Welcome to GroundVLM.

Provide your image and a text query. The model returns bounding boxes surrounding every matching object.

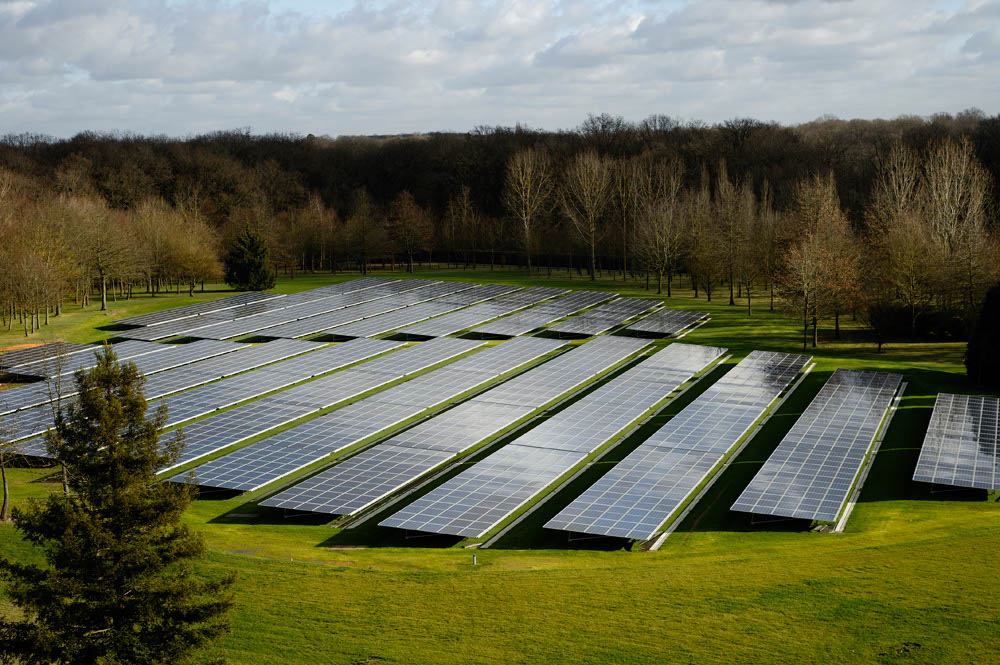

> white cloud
[0,0,995,137]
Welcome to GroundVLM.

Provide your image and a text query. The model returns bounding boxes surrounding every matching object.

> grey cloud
[0,0,996,137]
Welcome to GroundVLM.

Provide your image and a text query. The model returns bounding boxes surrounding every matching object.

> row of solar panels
[110,277,688,344]
[137,332,896,540]
[6,329,918,541]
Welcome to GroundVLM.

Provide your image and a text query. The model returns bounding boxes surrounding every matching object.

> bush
[965,282,1000,387]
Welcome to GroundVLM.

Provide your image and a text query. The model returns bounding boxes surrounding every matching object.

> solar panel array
[159,337,483,472]
[470,290,617,337]
[378,343,726,537]
[625,309,708,337]
[157,338,397,428]
[547,298,659,336]
[117,278,403,340]
[262,337,649,518]
[5,339,330,454]
[174,337,564,491]
[398,287,569,338]
[433,284,521,306]
[0,342,93,374]
[252,280,472,339]
[913,393,1000,490]
[182,279,432,340]
[544,350,811,541]
[731,370,902,522]
[0,339,244,416]
[115,291,286,327]
[328,302,463,338]
[10,340,172,379]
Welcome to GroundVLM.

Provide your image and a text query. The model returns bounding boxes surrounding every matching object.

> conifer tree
[224,224,276,291]
[0,347,234,665]
[965,282,1000,387]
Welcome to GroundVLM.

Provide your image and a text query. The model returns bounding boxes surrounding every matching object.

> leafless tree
[503,148,554,272]
[385,190,433,273]
[560,150,613,280]
[632,157,685,294]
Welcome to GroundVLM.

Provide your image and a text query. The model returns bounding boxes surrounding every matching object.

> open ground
[2,268,997,665]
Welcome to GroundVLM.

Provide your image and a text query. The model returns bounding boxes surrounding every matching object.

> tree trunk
[747,289,752,317]
[835,311,840,339]
[729,278,735,306]
[1,463,9,522]
[589,239,596,281]
[802,296,809,352]
[100,275,108,311]
[656,272,662,295]
[812,315,818,348]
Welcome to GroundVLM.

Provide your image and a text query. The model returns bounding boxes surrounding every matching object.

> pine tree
[965,282,1000,387]
[0,347,234,665]
[224,224,276,291]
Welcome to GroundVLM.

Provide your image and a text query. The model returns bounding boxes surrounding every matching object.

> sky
[0,0,997,138]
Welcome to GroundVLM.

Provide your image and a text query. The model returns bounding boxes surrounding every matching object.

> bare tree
[503,148,554,272]
[345,188,383,275]
[560,150,613,281]
[632,157,685,295]
[446,186,480,269]
[385,190,433,274]
[612,157,641,279]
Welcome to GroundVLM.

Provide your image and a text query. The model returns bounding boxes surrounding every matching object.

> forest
[0,110,998,348]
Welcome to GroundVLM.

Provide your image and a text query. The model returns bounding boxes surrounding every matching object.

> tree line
[0,110,998,346]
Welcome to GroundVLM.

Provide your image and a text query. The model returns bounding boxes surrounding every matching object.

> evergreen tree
[223,224,276,291]
[0,347,234,665]
[965,281,1000,387]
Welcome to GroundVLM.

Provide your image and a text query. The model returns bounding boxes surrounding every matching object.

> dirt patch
[0,343,44,353]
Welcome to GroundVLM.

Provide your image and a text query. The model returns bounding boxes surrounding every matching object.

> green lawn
[2,267,998,664]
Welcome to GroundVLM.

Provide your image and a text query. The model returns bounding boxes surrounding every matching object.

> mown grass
[2,267,998,664]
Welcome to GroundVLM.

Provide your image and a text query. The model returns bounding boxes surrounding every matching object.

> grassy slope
[2,267,998,665]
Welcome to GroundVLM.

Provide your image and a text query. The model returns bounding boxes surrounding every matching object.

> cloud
[0,0,996,137]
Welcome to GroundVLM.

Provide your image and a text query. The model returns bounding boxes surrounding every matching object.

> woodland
[1,110,998,348]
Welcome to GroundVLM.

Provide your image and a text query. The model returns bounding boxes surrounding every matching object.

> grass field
[2,267,998,664]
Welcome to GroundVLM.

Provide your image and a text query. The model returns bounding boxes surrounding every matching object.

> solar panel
[375,343,726,537]
[547,298,659,336]
[625,309,708,336]
[115,278,391,330]
[397,287,568,338]
[433,284,521,306]
[263,337,650,518]
[10,340,173,379]
[248,281,450,339]
[176,338,562,492]
[731,370,902,522]
[381,445,588,537]
[2,340,333,447]
[544,350,811,540]
[1,342,92,373]
[182,286,407,340]
[470,290,617,337]
[326,302,463,338]
[158,337,483,472]
[0,340,244,416]
[115,313,236,341]
[546,446,722,539]
[913,393,1000,490]
[157,338,402,428]
[115,291,285,327]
